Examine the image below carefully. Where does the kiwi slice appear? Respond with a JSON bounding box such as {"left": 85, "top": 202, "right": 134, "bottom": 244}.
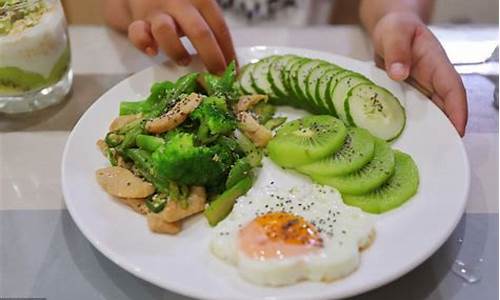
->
{"left": 343, "top": 151, "right": 419, "bottom": 213}
{"left": 267, "top": 115, "right": 347, "bottom": 168}
{"left": 311, "top": 138, "right": 395, "bottom": 194}
{"left": 296, "top": 127, "right": 376, "bottom": 176}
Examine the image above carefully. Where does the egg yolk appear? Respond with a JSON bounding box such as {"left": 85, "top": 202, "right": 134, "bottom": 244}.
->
{"left": 238, "top": 212, "right": 324, "bottom": 260}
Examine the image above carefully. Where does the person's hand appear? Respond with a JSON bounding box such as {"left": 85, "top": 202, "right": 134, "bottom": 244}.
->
{"left": 127, "top": 0, "right": 236, "bottom": 74}
{"left": 371, "top": 12, "right": 467, "bottom": 136}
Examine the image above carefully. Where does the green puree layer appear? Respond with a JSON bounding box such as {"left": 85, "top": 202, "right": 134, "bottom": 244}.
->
{"left": 0, "top": 46, "right": 70, "bottom": 94}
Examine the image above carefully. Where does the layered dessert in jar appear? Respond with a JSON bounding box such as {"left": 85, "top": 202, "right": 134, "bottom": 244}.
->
{"left": 0, "top": 0, "right": 70, "bottom": 95}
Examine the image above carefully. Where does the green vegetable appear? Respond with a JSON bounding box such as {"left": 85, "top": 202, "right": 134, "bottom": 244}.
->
{"left": 105, "top": 132, "right": 124, "bottom": 147}
{"left": 117, "top": 122, "right": 144, "bottom": 153}
{"left": 226, "top": 158, "right": 252, "bottom": 189}
{"left": 151, "top": 132, "right": 236, "bottom": 188}
{"left": 146, "top": 194, "right": 167, "bottom": 213}
{"left": 119, "top": 72, "right": 198, "bottom": 117}
{"left": 201, "top": 61, "right": 236, "bottom": 97}
{"left": 252, "top": 102, "right": 276, "bottom": 124}
{"left": 172, "top": 72, "right": 199, "bottom": 98}
{"left": 104, "top": 118, "right": 145, "bottom": 154}
{"left": 125, "top": 148, "right": 168, "bottom": 193}
{"left": 205, "top": 177, "right": 253, "bottom": 226}
{"left": 120, "top": 81, "right": 175, "bottom": 116}
{"left": 190, "top": 96, "right": 236, "bottom": 144}
{"left": 136, "top": 134, "right": 165, "bottom": 152}
{"left": 236, "top": 133, "right": 263, "bottom": 167}
{"left": 264, "top": 117, "right": 287, "bottom": 130}
{"left": 106, "top": 148, "right": 119, "bottom": 166}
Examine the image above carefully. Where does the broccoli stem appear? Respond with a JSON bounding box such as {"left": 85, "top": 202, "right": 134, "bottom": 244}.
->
{"left": 105, "top": 132, "right": 124, "bottom": 147}
{"left": 120, "top": 81, "right": 175, "bottom": 116}
{"left": 236, "top": 132, "right": 263, "bottom": 167}
{"left": 117, "top": 125, "right": 143, "bottom": 153}
{"left": 205, "top": 177, "right": 253, "bottom": 226}
{"left": 125, "top": 148, "right": 169, "bottom": 193}
{"left": 226, "top": 158, "right": 252, "bottom": 189}
{"left": 119, "top": 101, "right": 151, "bottom": 116}
{"left": 136, "top": 135, "right": 165, "bottom": 152}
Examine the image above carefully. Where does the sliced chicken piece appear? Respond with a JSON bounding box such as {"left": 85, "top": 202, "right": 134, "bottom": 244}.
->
{"left": 235, "top": 94, "right": 268, "bottom": 113}
{"left": 153, "top": 186, "right": 206, "bottom": 223}
{"left": 237, "top": 111, "right": 273, "bottom": 147}
{"left": 109, "top": 113, "right": 142, "bottom": 131}
{"left": 119, "top": 198, "right": 148, "bottom": 215}
{"left": 96, "top": 166, "right": 155, "bottom": 198}
{"left": 96, "top": 139, "right": 108, "bottom": 156}
{"left": 147, "top": 214, "right": 182, "bottom": 234}
{"left": 146, "top": 93, "right": 203, "bottom": 133}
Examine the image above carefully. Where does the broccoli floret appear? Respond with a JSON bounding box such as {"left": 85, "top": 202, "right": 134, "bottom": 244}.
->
{"left": 151, "top": 132, "right": 234, "bottom": 187}
{"left": 190, "top": 96, "right": 236, "bottom": 143}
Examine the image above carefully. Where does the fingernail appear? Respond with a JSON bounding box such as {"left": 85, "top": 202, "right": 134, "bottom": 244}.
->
{"left": 145, "top": 47, "right": 157, "bottom": 57}
{"left": 177, "top": 57, "right": 191, "bottom": 66}
{"left": 390, "top": 62, "right": 409, "bottom": 80}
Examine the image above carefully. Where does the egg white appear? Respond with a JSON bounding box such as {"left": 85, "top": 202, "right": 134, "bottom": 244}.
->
{"left": 210, "top": 158, "right": 375, "bottom": 286}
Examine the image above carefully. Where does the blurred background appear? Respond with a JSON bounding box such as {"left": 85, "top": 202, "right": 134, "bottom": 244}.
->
{"left": 61, "top": 0, "right": 499, "bottom": 26}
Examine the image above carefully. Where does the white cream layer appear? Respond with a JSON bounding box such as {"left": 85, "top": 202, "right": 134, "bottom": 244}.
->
{"left": 0, "top": 1, "right": 68, "bottom": 78}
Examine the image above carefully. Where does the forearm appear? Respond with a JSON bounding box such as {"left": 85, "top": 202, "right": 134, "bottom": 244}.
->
{"left": 359, "top": 0, "right": 434, "bottom": 34}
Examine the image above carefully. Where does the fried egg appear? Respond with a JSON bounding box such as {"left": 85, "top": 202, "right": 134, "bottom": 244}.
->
{"left": 210, "top": 166, "right": 375, "bottom": 286}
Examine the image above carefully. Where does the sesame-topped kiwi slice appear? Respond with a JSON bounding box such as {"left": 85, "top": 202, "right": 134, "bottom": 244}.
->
{"left": 296, "top": 127, "right": 376, "bottom": 177}
{"left": 311, "top": 138, "right": 395, "bottom": 195}
{"left": 343, "top": 150, "right": 419, "bottom": 213}
{"left": 267, "top": 115, "right": 347, "bottom": 168}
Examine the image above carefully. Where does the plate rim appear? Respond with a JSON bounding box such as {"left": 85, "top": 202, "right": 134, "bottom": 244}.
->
{"left": 61, "top": 46, "right": 471, "bottom": 300}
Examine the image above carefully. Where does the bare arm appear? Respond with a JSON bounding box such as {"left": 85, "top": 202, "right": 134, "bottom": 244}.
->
{"left": 358, "top": 0, "right": 467, "bottom": 136}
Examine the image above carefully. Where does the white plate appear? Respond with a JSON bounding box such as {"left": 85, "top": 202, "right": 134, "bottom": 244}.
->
{"left": 62, "top": 46, "right": 470, "bottom": 300}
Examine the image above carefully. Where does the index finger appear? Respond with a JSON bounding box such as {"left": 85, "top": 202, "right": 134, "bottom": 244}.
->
{"left": 163, "top": 0, "right": 227, "bottom": 74}
{"left": 191, "top": 0, "right": 237, "bottom": 67}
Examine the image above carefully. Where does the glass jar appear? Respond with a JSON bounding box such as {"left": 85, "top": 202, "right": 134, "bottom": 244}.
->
{"left": 0, "top": 0, "right": 72, "bottom": 113}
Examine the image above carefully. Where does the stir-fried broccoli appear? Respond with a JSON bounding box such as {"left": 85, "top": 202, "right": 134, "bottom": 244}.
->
{"left": 190, "top": 96, "right": 236, "bottom": 143}
{"left": 151, "top": 132, "right": 238, "bottom": 188}
{"left": 101, "top": 62, "right": 269, "bottom": 223}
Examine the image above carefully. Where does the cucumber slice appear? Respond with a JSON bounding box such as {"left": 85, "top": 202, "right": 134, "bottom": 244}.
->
{"left": 285, "top": 58, "right": 310, "bottom": 108}
{"left": 295, "top": 60, "right": 326, "bottom": 105}
{"left": 251, "top": 56, "right": 280, "bottom": 99}
{"left": 305, "top": 64, "right": 337, "bottom": 112}
{"left": 331, "top": 74, "right": 370, "bottom": 121}
{"left": 281, "top": 57, "right": 303, "bottom": 94}
{"left": 345, "top": 83, "right": 406, "bottom": 141}
{"left": 238, "top": 63, "right": 258, "bottom": 95}
{"left": 288, "top": 58, "right": 311, "bottom": 101}
{"left": 294, "top": 60, "right": 325, "bottom": 110}
{"left": 315, "top": 68, "right": 345, "bottom": 114}
{"left": 268, "top": 55, "right": 297, "bottom": 98}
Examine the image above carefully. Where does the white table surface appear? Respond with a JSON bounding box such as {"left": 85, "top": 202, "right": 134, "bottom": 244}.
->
{"left": 0, "top": 25, "right": 498, "bottom": 300}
